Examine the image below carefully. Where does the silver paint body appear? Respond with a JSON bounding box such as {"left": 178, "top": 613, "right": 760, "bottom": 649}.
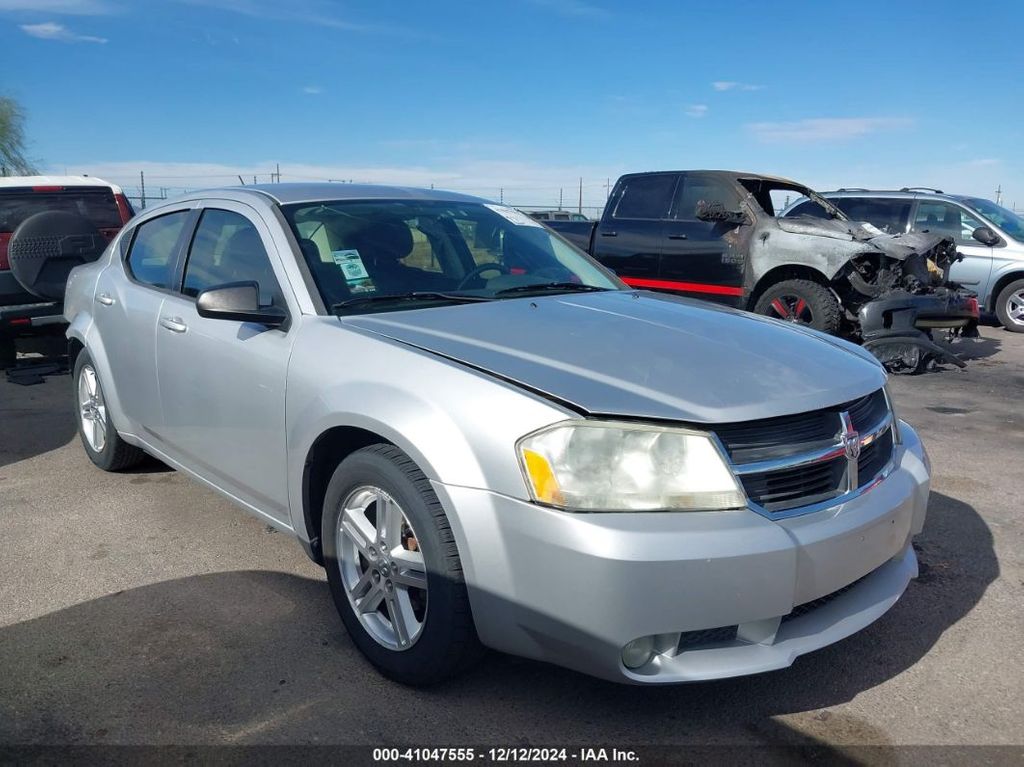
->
{"left": 64, "top": 184, "right": 931, "bottom": 683}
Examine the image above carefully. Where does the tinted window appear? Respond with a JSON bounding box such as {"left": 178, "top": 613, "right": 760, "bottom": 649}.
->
{"left": 126, "top": 211, "right": 188, "bottom": 289}
{"left": 911, "top": 202, "right": 984, "bottom": 244}
{"left": 671, "top": 175, "right": 741, "bottom": 220}
{"left": 786, "top": 199, "right": 831, "bottom": 219}
{"left": 182, "top": 209, "right": 283, "bottom": 306}
{"left": 834, "top": 198, "right": 911, "bottom": 234}
{"left": 0, "top": 188, "right": 124, "bottom": 234}
{"left": 612, "top": 175, "right": 676, "bottom": 219}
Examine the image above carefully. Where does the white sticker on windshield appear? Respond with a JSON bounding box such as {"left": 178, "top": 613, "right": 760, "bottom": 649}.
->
{"left": 484, "top": 204, "right": 544, "bottom": 228}
{"left": 332, "top": 249, "right": 370, "bottom": 281}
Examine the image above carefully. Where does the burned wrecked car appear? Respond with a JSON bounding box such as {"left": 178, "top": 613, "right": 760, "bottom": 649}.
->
{"left": 547, "top": 171, "right": 978, "bottom": 371}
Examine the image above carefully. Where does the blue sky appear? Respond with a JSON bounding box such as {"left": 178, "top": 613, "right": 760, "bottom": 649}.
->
{"left": 1, "top": 0, "right": 1022, "bottom": 210}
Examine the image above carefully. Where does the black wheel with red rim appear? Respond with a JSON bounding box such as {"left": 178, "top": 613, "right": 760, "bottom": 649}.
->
{"left": 753, "top": 279, "right": 842, "bottom": 335}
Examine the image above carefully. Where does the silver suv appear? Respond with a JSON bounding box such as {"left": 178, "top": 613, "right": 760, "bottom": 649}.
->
{"left": 785, "top": 188, "right": 1024, "bottom": 331}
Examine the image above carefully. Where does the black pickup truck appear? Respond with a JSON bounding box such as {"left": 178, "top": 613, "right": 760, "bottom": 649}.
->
{"left": 547, "top": 170, "right": 978, "bottom": 353}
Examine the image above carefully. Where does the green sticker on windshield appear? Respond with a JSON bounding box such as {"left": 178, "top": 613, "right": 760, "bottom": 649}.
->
{"left": 332, "top": 249, "right": 375, "bottom": 293}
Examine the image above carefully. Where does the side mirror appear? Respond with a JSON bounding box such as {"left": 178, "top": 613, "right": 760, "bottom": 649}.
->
{"left": 695, "top": 200, "right": 747, "bottom": 225}
{"left": 196, "top": 281, "right": 287, "bottom": 327}
{"left": 972, "top": 226, "right": 1001, "bottom": 247}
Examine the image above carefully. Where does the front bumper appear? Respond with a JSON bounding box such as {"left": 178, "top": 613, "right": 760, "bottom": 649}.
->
{"left": 434, "top": 421, "right": 930, "bottom": 684}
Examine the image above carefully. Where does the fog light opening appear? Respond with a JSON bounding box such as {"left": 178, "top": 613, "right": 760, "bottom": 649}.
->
{"left": 621, "top": 636, "right": 656, "bottom": 670}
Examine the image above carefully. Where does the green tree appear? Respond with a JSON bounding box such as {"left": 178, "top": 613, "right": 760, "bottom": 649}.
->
{"left": 0, "top": 96, "right": 37, "bottom": 176}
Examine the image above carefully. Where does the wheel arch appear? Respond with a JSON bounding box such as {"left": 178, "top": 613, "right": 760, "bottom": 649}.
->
{"left": 989, "top": 269, "right": 1024, "bottom": 309}
{"left": 748, "top": 263, "right": 834, "bottom": 310}
{"left": 299, "top": 424, "right": 397, "bottom": 565}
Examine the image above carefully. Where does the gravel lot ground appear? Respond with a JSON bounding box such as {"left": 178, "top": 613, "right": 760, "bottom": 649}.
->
{"left": 0, "top": 325, "right": 1021, "bottom": 754}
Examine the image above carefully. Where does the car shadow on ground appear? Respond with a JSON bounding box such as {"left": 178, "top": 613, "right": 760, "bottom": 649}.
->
{"left": 0, "top": 493, "right": 995, "bottom": 747}
{"left": 0, "top": 380, "right": 76, "bottom": 471}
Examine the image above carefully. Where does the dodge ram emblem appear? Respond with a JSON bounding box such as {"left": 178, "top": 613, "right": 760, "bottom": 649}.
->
{"left": 841, "top": 423, "right": 861, "bottom": 461}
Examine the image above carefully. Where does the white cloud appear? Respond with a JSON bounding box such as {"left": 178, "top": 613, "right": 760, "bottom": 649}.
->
{"left": 301, "top": 85, "right": 323, "bottom": 95}
{"left": 20, "top": 21, "right": 107, "bottom": 42}
{"left": 0, "top": 0, "right": 112, "bottom": 13}
{"left": 747, "top": 117, "right": 913, "bottom": 143}
{"left": 712, "top": 81, "right": 762, "bottom": 92}
{"left": 685, "top": 104, "right": 708, "bottom": 118}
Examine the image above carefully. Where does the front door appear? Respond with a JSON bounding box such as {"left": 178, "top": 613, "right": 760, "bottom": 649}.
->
{"left": 910, "top": 200, "right": 992, "bottom": 294}
{"left": 155, "top": 202, "right": 295, "bottom": 524}
{"left": 660, "top": 173, "right": 746, "bottom": 306}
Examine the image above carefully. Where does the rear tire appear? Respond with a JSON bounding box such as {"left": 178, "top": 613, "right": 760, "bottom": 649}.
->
{"left": 73, "top": 351, "right": 146, "bottom": 471}
{"left": 754, "top": 279, "right": 843, "bottom": 335}
{"left": 322, "top": 444, "right": 482, "bottom": 685}
{"left": 994, "top": 278, "right": 1024, "bottom": 333}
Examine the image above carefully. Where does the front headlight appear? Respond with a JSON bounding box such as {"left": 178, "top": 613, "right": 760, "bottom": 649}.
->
{"left": 516, "top": 420, "right": 746, "bottom": 512}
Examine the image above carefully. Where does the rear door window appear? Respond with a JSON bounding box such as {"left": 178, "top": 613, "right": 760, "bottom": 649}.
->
{"left": 125, "top": 211, "right": 189, "bottom": 289}
{"left": 612, "top": 175, "right": 677, "bottom": 220}
{"left": 0, "top": 188, "right": 123, "bottom": 234}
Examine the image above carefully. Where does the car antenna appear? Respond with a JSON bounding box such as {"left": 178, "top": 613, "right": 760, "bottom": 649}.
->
{"left": 238, "top": 175, "right": 246, "bottom": 186}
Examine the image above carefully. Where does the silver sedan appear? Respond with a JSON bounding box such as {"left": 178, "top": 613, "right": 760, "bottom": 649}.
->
{"left": 64, "top": 184, "right": 931, "bottom": 684}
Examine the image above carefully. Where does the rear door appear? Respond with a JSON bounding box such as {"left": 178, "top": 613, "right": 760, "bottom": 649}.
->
{"left": 909, "top": 200, "right": 992, "bottom": 292}
{"left": 154, "top": 201, "right": 295, "bottom": 524}
{"left": 591, "top": 174, "right": 676, "bottom": 284}
{"left": 92, "top": 207, "right": 193, "bottom": 434}
{"left": 660, "top": 173, "right": 746, "bottom": 305}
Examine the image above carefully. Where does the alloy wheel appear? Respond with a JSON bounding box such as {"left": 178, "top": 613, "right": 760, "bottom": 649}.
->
{"left": 336, "top": 485, "right": 428, "bottom": 650}
{"left": 1006, "top": 288, "right": 1024, "bottom": 327}
{"left": 78, "top": 364, "right": 107, "bottom": 453}
{"left": 768, "top": 294, "right": 813, "bottom": 324}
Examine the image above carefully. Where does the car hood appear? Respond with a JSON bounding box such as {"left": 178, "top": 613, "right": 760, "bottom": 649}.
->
{"left": 340, "top": 291, "right": 886, "bottom": 424}
{"left": 778, "top": 216, "right": 954, "bottom": 261}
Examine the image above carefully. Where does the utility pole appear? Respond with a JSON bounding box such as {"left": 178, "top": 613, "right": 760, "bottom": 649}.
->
{"left": 253, "top": 175, "right": 257, "bottom": 185}
{"left": 559, "top": 188, "right": 563, "bottom": 210}
{"left": 578, "top": 177, "right": 583, "bottom": 215}
{"left": 140, "top": 171, "right": 146, "bottom": 209}
{"left": 500, "top": 187, "right": 504, "bottom": 204}
{"left": 275, "top": 163, "right": 281, "bottom": 183}
{"left": 995, "top": 185, "right": 1003, "bottom": 205}
{"left": 605, "top": 178, "right": 611, "bottom": 201}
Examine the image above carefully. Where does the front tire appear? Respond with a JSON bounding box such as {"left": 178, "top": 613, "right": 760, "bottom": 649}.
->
{"left": 322, "top": 444, "right": 482, "bottom": 685}
{"left": 994, "top": 278, "right": 1024, "bottom": 332}
{"left": 73, "top": 351, "right": 146, "bottom": 471}
{"left": 753, "top": 279, "right": 843, "bottom": 335}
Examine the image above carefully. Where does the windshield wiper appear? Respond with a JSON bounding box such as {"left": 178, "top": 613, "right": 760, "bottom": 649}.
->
{"left": 331, "top": 291, "right": 491, "bottom": 314}
{"left": 494, "top": 282, "right": 612, "bottom": 297}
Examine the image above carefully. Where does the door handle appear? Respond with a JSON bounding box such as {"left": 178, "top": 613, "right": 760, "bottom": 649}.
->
{"left": 600, "top": 231, "right": 618, "bottom": 237}
{"left": 96, "top": 293, "right": 115, "bottom": 306}
{"left": 667, "top": 234, "right": 688, "bottom": 240}
{"left": 159, "top": 316, "right": 188, "bottom": 334}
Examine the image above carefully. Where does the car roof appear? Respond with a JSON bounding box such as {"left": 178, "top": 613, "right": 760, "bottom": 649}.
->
{"left": 618, "top": 170, "right": 810, "bottom": 188}
{"left": 176, "top": 182, "right": 490, "bottom": 207}
{"left": 0, "top": 175, "right": 125, "bottom": 194}
{"left": 815, "top": 188, "right": 975, "bottom": 204}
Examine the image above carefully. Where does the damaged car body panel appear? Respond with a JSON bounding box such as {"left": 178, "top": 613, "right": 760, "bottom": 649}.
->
{"left": 548, "top": 170, "right": 979, "bottom": 372}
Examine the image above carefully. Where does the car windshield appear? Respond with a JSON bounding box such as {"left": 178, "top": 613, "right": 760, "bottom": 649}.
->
{"left": 957, "top": 197, "right": 1024, "bottom": 240}
{"left": 282, "top": 198, "right": 623, "bottom": 313}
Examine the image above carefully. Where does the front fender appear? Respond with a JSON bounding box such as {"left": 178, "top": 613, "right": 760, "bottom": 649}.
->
{"left": 284, "top": 319, "right": 574, "bottom": 541}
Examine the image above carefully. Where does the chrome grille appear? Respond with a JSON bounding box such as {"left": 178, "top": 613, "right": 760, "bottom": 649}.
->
{"left": 713, "top": 389, "right": 895, "bottom": 516}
